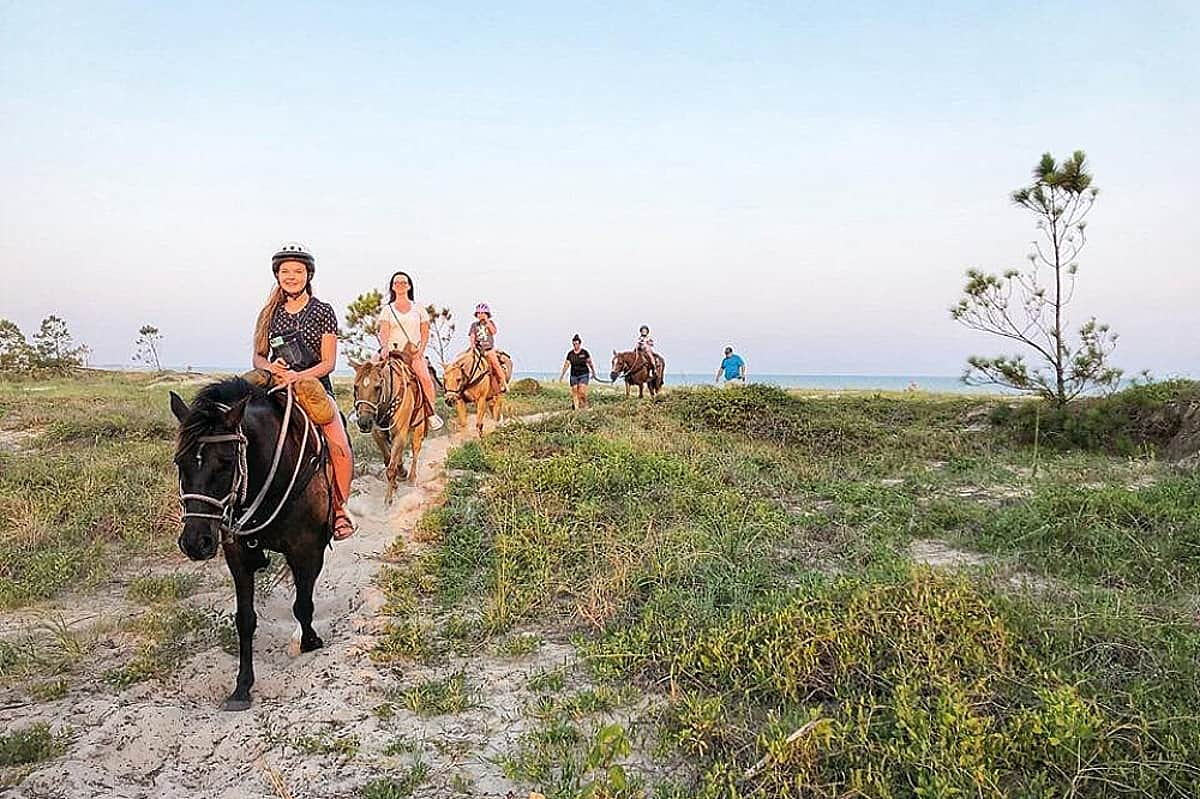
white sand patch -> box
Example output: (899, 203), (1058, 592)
(2, 415), (604, 798)
(909, 539), (991, 569)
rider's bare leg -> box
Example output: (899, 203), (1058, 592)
(322, 400), (356, 540)
(484, 350), (507, 392)
(409, 355), (440, 416)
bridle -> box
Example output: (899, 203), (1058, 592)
(444, 350), (489, 403)
(178, 385), (320, 543)
(612, 352), (648, 381)
(353, 359), (410, 432)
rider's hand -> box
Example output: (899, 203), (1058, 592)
(274, 369), (300, 387)
(268, 358), (291, 377)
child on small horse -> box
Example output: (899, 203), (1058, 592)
(635, 324), (657, 381)
(469, 303), (508, 393)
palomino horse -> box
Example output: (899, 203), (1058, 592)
(443, 349), (513, 436)
(170, 378), (331, 711)
(610, 349), (665, 398)
(351, 356), (429, 503)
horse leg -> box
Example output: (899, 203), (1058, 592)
(223, 547), (257, 711)
(408, 422), (424, 485)
(372, 429), (399, 478)
(454, 398), (469, 432)
(475, 395), (486, 437)
(286, 546), (325, 653)
(386, 423), (411, 499)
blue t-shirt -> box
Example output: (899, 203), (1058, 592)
(720, 354), (745, 380)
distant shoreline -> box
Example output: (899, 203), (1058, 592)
(89, 364), (1004, 394)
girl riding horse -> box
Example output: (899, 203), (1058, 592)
(251, 242), (356, 540)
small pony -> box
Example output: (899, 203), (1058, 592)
(443, 348), (513, 436)
(610, 349), (665, 398)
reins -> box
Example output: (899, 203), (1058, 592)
(179, 384), (322, 543)
(444, 350), (490, 400)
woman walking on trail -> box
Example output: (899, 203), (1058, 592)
(559, 334), (598, 410)
(469, 303), (508, 394)
(376, 271), (445, 431)
(251, 242), (357, 540)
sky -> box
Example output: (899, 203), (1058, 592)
(2, 1), (1197, 376)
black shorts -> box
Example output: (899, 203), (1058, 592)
(569, 373), (590, 387)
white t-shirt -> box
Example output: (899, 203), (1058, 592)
(380, 303), (429, 351)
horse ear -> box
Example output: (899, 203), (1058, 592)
(169, 391), (189, 423)
(612, 349), (617, 356)
(223, 396), (251, 428)
(348, 357), (362, 369)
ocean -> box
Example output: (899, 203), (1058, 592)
(104, 364), (998, 394)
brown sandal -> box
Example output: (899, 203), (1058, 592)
(332, 512), (357, 541)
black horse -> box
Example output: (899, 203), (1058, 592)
(170, 378), (332, 711)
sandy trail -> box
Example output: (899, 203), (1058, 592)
(3, 418), (569, 799)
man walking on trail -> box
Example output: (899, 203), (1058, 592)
(715, 346), (746, 386)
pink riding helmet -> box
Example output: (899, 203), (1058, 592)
(474, 303), (491, 316)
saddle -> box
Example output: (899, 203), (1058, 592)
(385, 351), (434, 427)
(238, 368), (335, 506)
(465, 348), (508, 394)
(241, 369), (335, 425)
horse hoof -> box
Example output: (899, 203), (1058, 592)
(221, 696), (252, 712)
(301, 635), (324, 653)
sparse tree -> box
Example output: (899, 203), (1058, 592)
(951, 150), (1120, 407)
(31, 315), (85, 372)
(0, 319), (34, 373)
(340, 290), (383, 363)
(425, 305), (457, 368)
(133, 324), (164, 371)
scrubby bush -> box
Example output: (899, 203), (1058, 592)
(990, 379), (1200, 454)
(509, 377), (541, 395)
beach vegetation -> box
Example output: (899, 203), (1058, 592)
(952, 150), (1121, 407)
(359, 761), (430, 799)
(131, 324), (163, 371)
(408, 384), (1200, 796)
(340, 289), (384, 363)
(0, 316), (87, 375)
(425, 305), (457, 370)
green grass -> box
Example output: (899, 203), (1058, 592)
(0, 372), (185, 608)
(0, 722), (69, 767)
(128, 572), (201, 603)
(395, 671), (475, 716)
(104, 605), (235, 688)
(359, 761), (430, 798)
(293, 729), (360, 758)
(414, 384), (1200, 797)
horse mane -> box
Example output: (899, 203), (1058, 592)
(174, 377), (266, 464)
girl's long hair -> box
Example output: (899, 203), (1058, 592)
(252, 285), (286, 359)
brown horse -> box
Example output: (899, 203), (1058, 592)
(610, 349), (665, 398)
(351, 357), (428, 504)
(443, 349), (513, 436)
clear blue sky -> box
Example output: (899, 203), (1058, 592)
(2, 1), (1196, 375)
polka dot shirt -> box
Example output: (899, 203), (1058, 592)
(269, 297), (338, 393)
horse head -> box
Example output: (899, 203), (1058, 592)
(170, 386), (252, 561)
(610, 349), (632, 382)
(351, 359), (385, 434)
(442, 351), (481, 404)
